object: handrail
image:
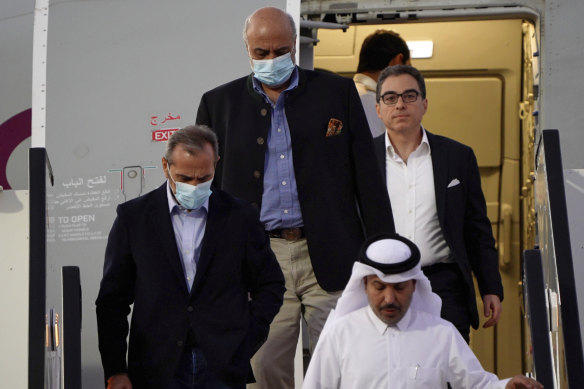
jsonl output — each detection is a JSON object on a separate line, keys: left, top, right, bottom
{"left": 533, "top": 129, "right": 584, "bottom": 387}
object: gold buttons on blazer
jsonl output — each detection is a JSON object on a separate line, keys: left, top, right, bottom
{"left": 257, "top": 137, "right": 265, "bottom": 145}
{"left": 253, "top": 170, "right": 261, "bottom": 179}
{"left": 260, "top": 108, "right": 268, "bottom": 116}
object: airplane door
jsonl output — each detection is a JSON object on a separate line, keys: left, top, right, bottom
{"left": 314, "top": 18, "right": 527, "bottom": 377}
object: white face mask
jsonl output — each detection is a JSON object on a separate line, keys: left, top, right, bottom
{"left": 251, "top": 52, "right": 295, "bottom": 87}
{"left": 167, "top": 167, "right": 212, "bottom": 210}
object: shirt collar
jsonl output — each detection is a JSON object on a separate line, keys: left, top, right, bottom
{"left": 166, "top": 181, "right": 209, "bottom": 214}
{"left": 252, "top": 66, "right": 299, "bottom": 104}
{"left": 366, "top": 304, "right": 414, "bottom": 335}
{"left": 384, "top": 126, "right": 431, "bottom": 161}
{"left": 353, "top": 73, "right": 378, "bottom": 93}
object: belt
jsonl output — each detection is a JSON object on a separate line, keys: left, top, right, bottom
{"left": 267, "top": 227, "right": 305, "bottom": 241}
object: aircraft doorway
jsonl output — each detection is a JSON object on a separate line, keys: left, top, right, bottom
{"left": 313, "top": 18, "right": 536, "bottom": 378}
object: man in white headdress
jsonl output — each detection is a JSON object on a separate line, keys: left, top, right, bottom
{"left": 303, "top": 234, "right": 542, "bottom": 389}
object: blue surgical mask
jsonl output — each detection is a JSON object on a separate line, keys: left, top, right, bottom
{"left": 168, "top": 167, "right": 212, "bottom": 210}
{"left": 251, "top": 52, "right": 295, "bottom": 87}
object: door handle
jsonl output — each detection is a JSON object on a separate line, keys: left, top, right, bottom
{"left": 499, "top": 204, "right": 513, "bottom": 269}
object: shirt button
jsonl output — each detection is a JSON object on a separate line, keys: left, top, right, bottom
{"left": 282, "top": 181, "right": 287, "bottom": 186}
{"left": 253, "top": 170, "right": 261, "bottom": 179}
{"left": 284, "top": 209, "right": 289, "bottom": 214}
{"left": 280, "top": 154, "right": 285, "bottom": 159}
{"left": 260, "top": 108, "right": 268, "bottom": 116}
{"left": 257, "top": 137, "right": 265, "bottom": 145}
{"left": 277, "top": 128, "right": 282, "bottom": 133}
{"left": 187, "top": 306, "right": 193, "bottom": 312}
{"left": 408, "top": 210, "right": 412, "bottom": 214}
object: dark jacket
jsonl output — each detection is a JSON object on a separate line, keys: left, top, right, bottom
{"left": 374, "top": 131, "right": 503, "bottom": 328}
{"left": 196, "top": 68, "right": 395, "bottom": 292}
{"left": 96, "top": 185, "right": 285, "bottom": 387}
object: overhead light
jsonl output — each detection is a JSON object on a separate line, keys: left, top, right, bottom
{"left": 407, "top": 41, "right": 434, "bottom": 59}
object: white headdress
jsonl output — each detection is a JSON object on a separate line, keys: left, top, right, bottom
{"left": 325, "top": 234, "right": 442, "bottom": 327}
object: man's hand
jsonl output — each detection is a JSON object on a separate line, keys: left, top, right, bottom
{"left": 505, "top": 375, "right": 543, "bottom": 388}
{"left": 482, "top": 294, "right": 502, "bottom": 328}
{"left": 107, "top": 373, "right": 132, "bottom": 389}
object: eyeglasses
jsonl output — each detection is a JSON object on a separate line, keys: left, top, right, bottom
{"left": 379, "top": 90, "right": 421, "bottom": 105}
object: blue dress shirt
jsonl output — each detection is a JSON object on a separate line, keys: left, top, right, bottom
{"left": 252, "top": 67, "right": 303, "bottom": 231}
{"left": 166, "top": 182, "right": 208, "bottom": 292}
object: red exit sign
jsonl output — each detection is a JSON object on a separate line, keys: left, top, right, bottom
{"left": 152, "top": 128, "right": 178, "bottom": 141}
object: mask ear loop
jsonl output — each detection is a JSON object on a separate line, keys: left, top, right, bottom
{"left": 165, "top": 159, "right": 178, "bottom": 187}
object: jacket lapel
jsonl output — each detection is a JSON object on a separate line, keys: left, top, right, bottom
{"left": 427, "top": 131, "right": 449, "bottom": 228}
{"left": 150, "top": 184, "right": 189, "bottom": 296}
{"left": 373, "top": 135, "right": 387, "bottom": 185}
{"left": 190, "top": 189, "right": 227, "bottom": 297}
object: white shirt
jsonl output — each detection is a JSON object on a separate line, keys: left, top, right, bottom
{"left": 385, "top": 129, "right": 451, "bottom": 267}
{"left": 353, "top": 73, "right": 386, "bottom": 137}
{"left": 303, "top": 305, "right": 509, "bottom": 389}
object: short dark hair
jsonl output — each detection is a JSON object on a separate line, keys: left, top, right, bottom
{"left": 376, "top": 65, "right": 426, "bottom": 102}
{"left": 165, "top": 125, "right": 219, "bottom": 163}
{"left": 357, "top": 30, "right": 410, "bottom": 73}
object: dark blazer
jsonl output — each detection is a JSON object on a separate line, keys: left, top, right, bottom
{"left": 373, "top": 131, "right": 503, "bottom": 329}
{"left": 196, "top": 68, "right": 395, "bottom": 292}
{"left": 96, "top": 185, "right": 285, "bottom": 388}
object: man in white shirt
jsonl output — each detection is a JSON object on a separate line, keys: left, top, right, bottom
{"left": 372, "top": 65, "right": 503, "bottom": 342}
{"left": 354, "top": 30, "right": 410, "bottom": 137}
{"left": 302, "top": 234, "right": 542, "bottom": 389}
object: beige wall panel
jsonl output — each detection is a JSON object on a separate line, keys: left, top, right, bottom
{"left": 315, "top": 20, "right": 522, "bottom": 73}
{"left": 315, "top": 27, "right": 357, "bottom": 56}
{"left": 471, "top": 297, "right": 496, "bottom": 372}
{"left": 481, "top": 168, "right": 500, "bottom": 223}
{"left": 496, "top": 159, "right": 523, "bottom": 377}
{"left": 423, "top": 77, "right": 502, "bottom": 168}
{"left": 0, "top": 190, "right": 29, "bottom": 388}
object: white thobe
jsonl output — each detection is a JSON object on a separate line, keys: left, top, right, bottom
{"left": 303, "top": 306, "right": 509, "bottom": 389}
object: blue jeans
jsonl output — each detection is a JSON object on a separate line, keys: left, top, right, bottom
{"left": 171, "top": 347, "right": 244, "bottom": 389}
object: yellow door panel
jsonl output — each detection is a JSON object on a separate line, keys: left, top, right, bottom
{"left": 315, "top": 20, "right": 522, "bottom": 73}
{"left": 423, "top": 77, "right": 502, "bottom": 168}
